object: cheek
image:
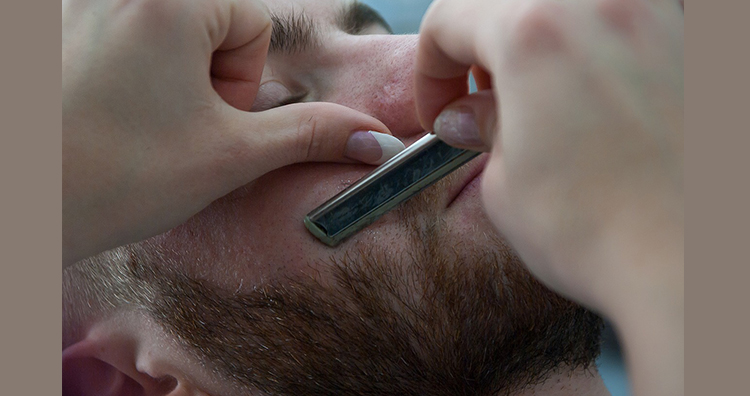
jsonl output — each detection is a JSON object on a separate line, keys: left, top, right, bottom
{"left": 320, "top": 36, "right": 422, "bottom": 136}
{"left": 155, "top": 164, "right": 379, "bottom": 290}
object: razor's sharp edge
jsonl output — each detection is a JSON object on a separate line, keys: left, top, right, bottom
{"left": 305, "top": 143, "right": 480, "bottom": 247}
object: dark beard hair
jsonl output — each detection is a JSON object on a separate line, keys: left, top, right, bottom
{"left": 127, "top": 234, "right": 603, "bottom": 396}
{"left": 71, "top": 160, "right": 602, "bottom": 395}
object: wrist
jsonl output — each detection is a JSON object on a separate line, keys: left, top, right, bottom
{"left": 587, "top": 209, "right": 684, "bottom": 396}
{"left": 606, "top": 278, "right": 684, "bottom": 396}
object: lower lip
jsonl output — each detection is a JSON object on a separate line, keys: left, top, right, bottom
{"left": 453, "top": 170, "right": 483, "bottom": 204}
{"left": 447, "top": 155, "right": 488, "bottom": 208}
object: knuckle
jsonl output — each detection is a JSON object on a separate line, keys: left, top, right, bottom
{"left": 596, "top": 0, "right": 641, "bottom": 34}
{"left": 296, "top": 108, "right": 322, "bottom": 161}
{"left": 205, "top": 108, "right": 252, "bottom": 177}
{"left": 124, "top": 0, "right": 188, "bottom": 36}
{"left": 211, "top": 129, "right": 249, "bottom": 177}
{"left": 131, "top": 0, "right": 178, "bottom": 20}
{"left": 510, "top": 1, "right": 568, "bottom": 55}
{"left": 422, "top": 0, "right": 447, "bottom": 25}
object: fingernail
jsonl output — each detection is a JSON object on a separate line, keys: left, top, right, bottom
{"left": 345, "top": 131, "right": 405, "bottom": 165}
{"left": 433, "top": 106, "right": 484, "bottom": 147}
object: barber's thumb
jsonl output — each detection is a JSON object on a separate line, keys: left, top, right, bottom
{"left": 433, "top": 89, "right": 497, "bottom": 152}
{"left": 227, "top": 102, "right": 405, "bottom": 172}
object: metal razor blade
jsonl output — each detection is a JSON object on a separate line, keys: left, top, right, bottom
{"left": 304, "top": 133, "right": 480, "bottom": 246}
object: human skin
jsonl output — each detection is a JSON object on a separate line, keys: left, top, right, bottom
{"left": 63, "top": 0, "right": 611, "bottom": 395}
{"left": 416, "top": 0, "right": 684, "bottom": 395}
{"left": 62, "top": 0, "right": 403, "bottom": 267}
{"left": 147, "top": 0, "right": 498, "bottom": 293}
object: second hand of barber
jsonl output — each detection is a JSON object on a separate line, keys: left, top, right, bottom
{"left": 415, "top": 0, "right": 683, "bottom": 395}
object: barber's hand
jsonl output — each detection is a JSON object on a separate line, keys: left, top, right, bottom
{"left": 63, "top": 0, "right": 401, "bottom": 267}
{"left": 416, "top": 0, "right": 683, "bottom": 394}
{"left": 417, "top": 0, "right": 682, "bottom": 319}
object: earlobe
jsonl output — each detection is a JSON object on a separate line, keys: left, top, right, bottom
{"left": 62, "top": 315, "right": 182, "bottom": 396}
{"left": 63, "top": 341, "right": 146, "bottom": 396}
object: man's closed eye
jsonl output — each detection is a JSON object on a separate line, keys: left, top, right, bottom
{"left": 250, "top": 81, "right": 308, "bottom": 112}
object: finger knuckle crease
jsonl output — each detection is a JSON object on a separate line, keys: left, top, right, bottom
{"left": 297, "top": 113, "right": 320, "bottom": 160}
{"left": 597, "top": 0, "right": 643, "bottom": 34}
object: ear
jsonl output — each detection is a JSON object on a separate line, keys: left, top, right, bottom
{"left": 62, "top": 312, "right": 201, "bottom": 396}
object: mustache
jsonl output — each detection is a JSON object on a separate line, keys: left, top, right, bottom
{"left": 394, "top": 159, "right": 465, "bottom": 218}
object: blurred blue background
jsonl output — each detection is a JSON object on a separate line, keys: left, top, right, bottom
{"left": 361, "top": 0, "right": 434, "bottom": 33}
{"left": 360, "top": 1, "right": 631, "bottom": 395}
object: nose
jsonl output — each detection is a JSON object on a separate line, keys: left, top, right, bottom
{"left": 323, "top": 34, "right": 424, "bottom": 141}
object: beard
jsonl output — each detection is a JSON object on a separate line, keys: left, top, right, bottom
{"left": 117, "top": 168, "right": 603, "bottom": 396}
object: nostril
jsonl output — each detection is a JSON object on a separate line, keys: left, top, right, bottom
{"left": 154, "top": 375, "right": 178, "bottom": 393}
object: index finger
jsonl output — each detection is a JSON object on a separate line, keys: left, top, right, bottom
{"left": 209, "top": 0, "right": 272, "bottom": 110}
{"left": 415, "top": 0, "right": 495, "bottom": 130}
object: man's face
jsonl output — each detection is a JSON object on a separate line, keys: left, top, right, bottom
{"left": 154, "top": 0, "right": 496, "bottom": 293}
{"left": 126, "top": 0, "right": 602, "bottom": 394}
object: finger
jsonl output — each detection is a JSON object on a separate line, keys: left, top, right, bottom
{"left": 415, "top": 0, "right": 504, "bottom": 132}
{"left": 433, "top": 89, "right": 497, "bottom": 152}
{"left": 471, "top": 65, "right": 492, "bottom": 91}
{"left": 415, "top": 0, "right": 485, "bottom": 131}
{"left": 216, "top": 102, "right": 405, "bottom": 184}
{"left": 209, "top": 0, "right": 272, "bottom": 110}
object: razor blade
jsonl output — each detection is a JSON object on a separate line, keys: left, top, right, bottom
{"left": 304, "top": 133, "right": 480, "bottom": 246}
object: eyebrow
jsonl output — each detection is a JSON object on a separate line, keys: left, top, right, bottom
{"left": 269, "top": 11, "right": 317, "bottom": 55}
{"left": 269, "top": 2, "right": 392, "bottom": 55}
{"left": 337, "top": 1, "right": 393, "bottom": 35}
